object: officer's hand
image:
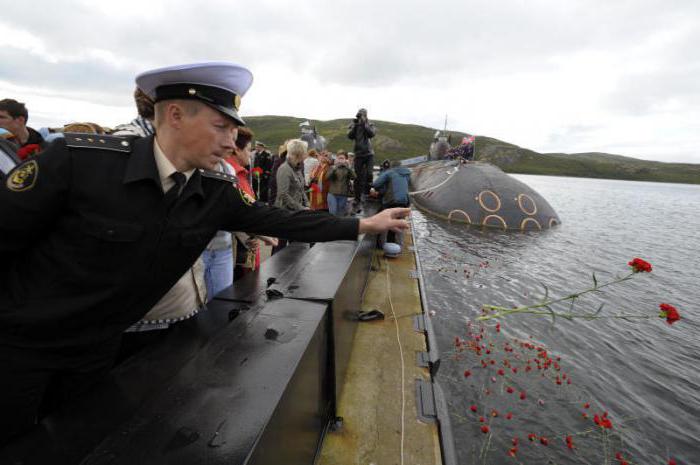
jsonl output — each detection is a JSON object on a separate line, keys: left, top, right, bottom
{"left": 359, "top": 208, "right": 410, "bottom": 234}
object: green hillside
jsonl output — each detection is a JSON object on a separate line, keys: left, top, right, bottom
{"left": 245, "top": 116, "right": 700, "bottom": 185}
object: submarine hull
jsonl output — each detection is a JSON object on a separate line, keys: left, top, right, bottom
{"left": 410, "top": 161, "right": 560, "bottom": 231}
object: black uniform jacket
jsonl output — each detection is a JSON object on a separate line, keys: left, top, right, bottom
{"left": 0, "top": 135, "right": 359, "bottom": 349}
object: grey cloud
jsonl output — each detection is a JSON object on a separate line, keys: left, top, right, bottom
{"left": 0, "top": 48, "right": 133, "bottom": 102}
{"left": 546, "top": 124, "right": 602, "bottom": 149}
{"left": 4, "top": 0, "right": 698, "bottom": 89}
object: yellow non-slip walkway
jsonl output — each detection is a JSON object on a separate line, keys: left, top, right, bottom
{"left": 318, "top": 230, "right": 442, "bottom": 465}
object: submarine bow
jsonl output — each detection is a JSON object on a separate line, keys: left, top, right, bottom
{"left": 410, "top": 161, "right": 561, "bottom": 231}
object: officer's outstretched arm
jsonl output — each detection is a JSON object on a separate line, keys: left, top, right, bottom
{"left": 0, "top": 142, "right": 71, "bottom": 255}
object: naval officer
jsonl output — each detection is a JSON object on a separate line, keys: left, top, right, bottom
{"left": 0, "top": 62, "right": 410, "bottom": 441}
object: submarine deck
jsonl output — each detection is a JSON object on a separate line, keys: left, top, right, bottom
{"left": 318, "top": 227, "right": 443, "bottom": 465}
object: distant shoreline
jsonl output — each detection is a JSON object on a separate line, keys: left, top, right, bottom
{"left": 244, "top": 116, "right": 700, "bottom": 185}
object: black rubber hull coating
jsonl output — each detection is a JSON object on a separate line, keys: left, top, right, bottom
{"left": 410, "top": 161, "right": 561, "bottom": 231}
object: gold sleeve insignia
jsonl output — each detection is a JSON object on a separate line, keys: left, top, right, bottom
{"left": 238, "top": 187, "right": 255, "bottom": 206}
{"left": 6, "top": 160, "right": 39, "bottom": 192}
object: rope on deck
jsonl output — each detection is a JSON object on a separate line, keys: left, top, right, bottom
{"left": 385, "top": 258, "right": 405, "bottom": 465}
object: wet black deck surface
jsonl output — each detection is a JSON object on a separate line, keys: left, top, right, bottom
{"left": 1, "top": 234, "right": 374, "bottom": 465}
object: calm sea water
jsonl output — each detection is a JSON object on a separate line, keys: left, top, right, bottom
{"left": 412, "top": 175, "right": 700, "bottom": 465}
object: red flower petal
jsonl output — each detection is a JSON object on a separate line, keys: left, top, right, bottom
{"left": 481, "top": 425, "right": 490, "bottom": 434}
{"left": 628, "top": 257, "right": 652, "bottom": 273}
{"left": 470, "top": 405, "right": 478, "bottom": 412}
{"left": 659, "top": 303, "right": 681, "bottom": 325}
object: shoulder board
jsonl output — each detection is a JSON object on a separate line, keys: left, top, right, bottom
{"left": 64, "top": 133, "right": 133, "bottom": 153}
{"left": 200, "top": 169, "right": 239, "bottom": 186}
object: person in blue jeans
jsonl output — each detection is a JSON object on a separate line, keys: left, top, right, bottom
{"left": 201, "top": 159, "right": 235, "bottom": 299}
{"left": 327, "top": 152, "right": 356, "bottom": 216}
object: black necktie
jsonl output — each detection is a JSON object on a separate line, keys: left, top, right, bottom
{"left": 163, "top": 172, "right": 186, "bottom": 209}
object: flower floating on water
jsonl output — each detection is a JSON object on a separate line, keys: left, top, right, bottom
{"left": 593, "top": 412, "right": 613, "bottom": 429}
{"left": 659, "top": 303, "right": 681, "bottom": 325}
{"left": 628, "top": 257, "right": 652, "bottom": 273}
{"left": 479, "top": 258, "right": 683, "bottom": 327}
{"left": 565, "top": 435, "right": 575, "bottom": 450}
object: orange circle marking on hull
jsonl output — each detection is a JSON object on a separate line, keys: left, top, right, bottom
{"left": 478, "top": 190, "right": 502, "bottom": 212}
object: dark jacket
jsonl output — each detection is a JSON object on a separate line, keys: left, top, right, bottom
{"left": 253, "top": 149, "right": 273, "bottom": 180}
{"left": 347, "top": 120, "right": 376, "bottom": 157}
{"left": 372, "top": 166, "right": 411, "bottom": 206}
{"left": 0, "top": 135, "right": 358, "bottom": 348}
{"left": 327, "top": 164, "right": 356, "bottom": 196}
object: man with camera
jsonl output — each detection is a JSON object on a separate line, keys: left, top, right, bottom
{"left": 347, "top": 108, "right": 375, "bottom": 213}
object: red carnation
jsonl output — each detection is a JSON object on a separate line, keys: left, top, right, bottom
{"left": 17, "top": 143, "right": 42, "bottom": 160}
{"left": 519, "top": 391, "right": 526, "bottom": 400}
{"left": 565, "top": 435, "right": 575, "bottom": 450}
{"left": 470, "top": 405, "right": 478, "bottom": 412}
{"left": 479, "top": 416, "right": 486, "bottom": 423}
{"left": 481, "top": 425, "right": 490, "bottom": 434}
{"left": 506, "top": 386, "right": 514, "bottom": 394}
{"left": 668, "top": 459, "right": 677, "bottom": 465}
{"left": 252, "top": 167, "right": 264, "bottom": 177}
{"left": 659, "top": 303, "right": 681, "bottom": 325}
{"left": 628, "top": 257, "right": 652, "bottom": 273}
{"left": 464, "top": 370, "right": 471, "bottom": 378}
{"left": 506, "top": 412, "right": 513, "bottom": 420}
{"left": 527, "top": 433, "right": 537, "bottom": 442}
{"left": 497, "top": 369, "right": 505, "bottom": 376}
{"left": 539, "top": 436, "right": 549, "bottom": 446}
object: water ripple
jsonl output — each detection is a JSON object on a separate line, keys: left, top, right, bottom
{"left": 415, "top": 176, "right": 700, "bottom": 464}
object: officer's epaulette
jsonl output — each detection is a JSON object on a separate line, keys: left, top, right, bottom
{"left": 63, "top": 133, "right": 133, "bottom": 153}
{"left": 200, "top": 169, "right": 239, "bottom": 186}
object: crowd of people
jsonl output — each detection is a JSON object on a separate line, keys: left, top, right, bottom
{"left": 0, "top": 61, "right": 411, "bottom": 444}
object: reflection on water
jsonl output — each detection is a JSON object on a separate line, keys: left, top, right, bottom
{"left": 413, "top": 175, "right": 700, "bottom": 464}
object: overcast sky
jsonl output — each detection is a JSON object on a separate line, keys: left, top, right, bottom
{"left": 1, "top": 0, "right": 698, "bottom": 163}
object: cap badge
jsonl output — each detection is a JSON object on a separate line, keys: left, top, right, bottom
{"left": 234, "top": 94, "right": 241, "bottom": 111}
{"left": 188, "top": 88, "right": 197, "bottom": 96}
